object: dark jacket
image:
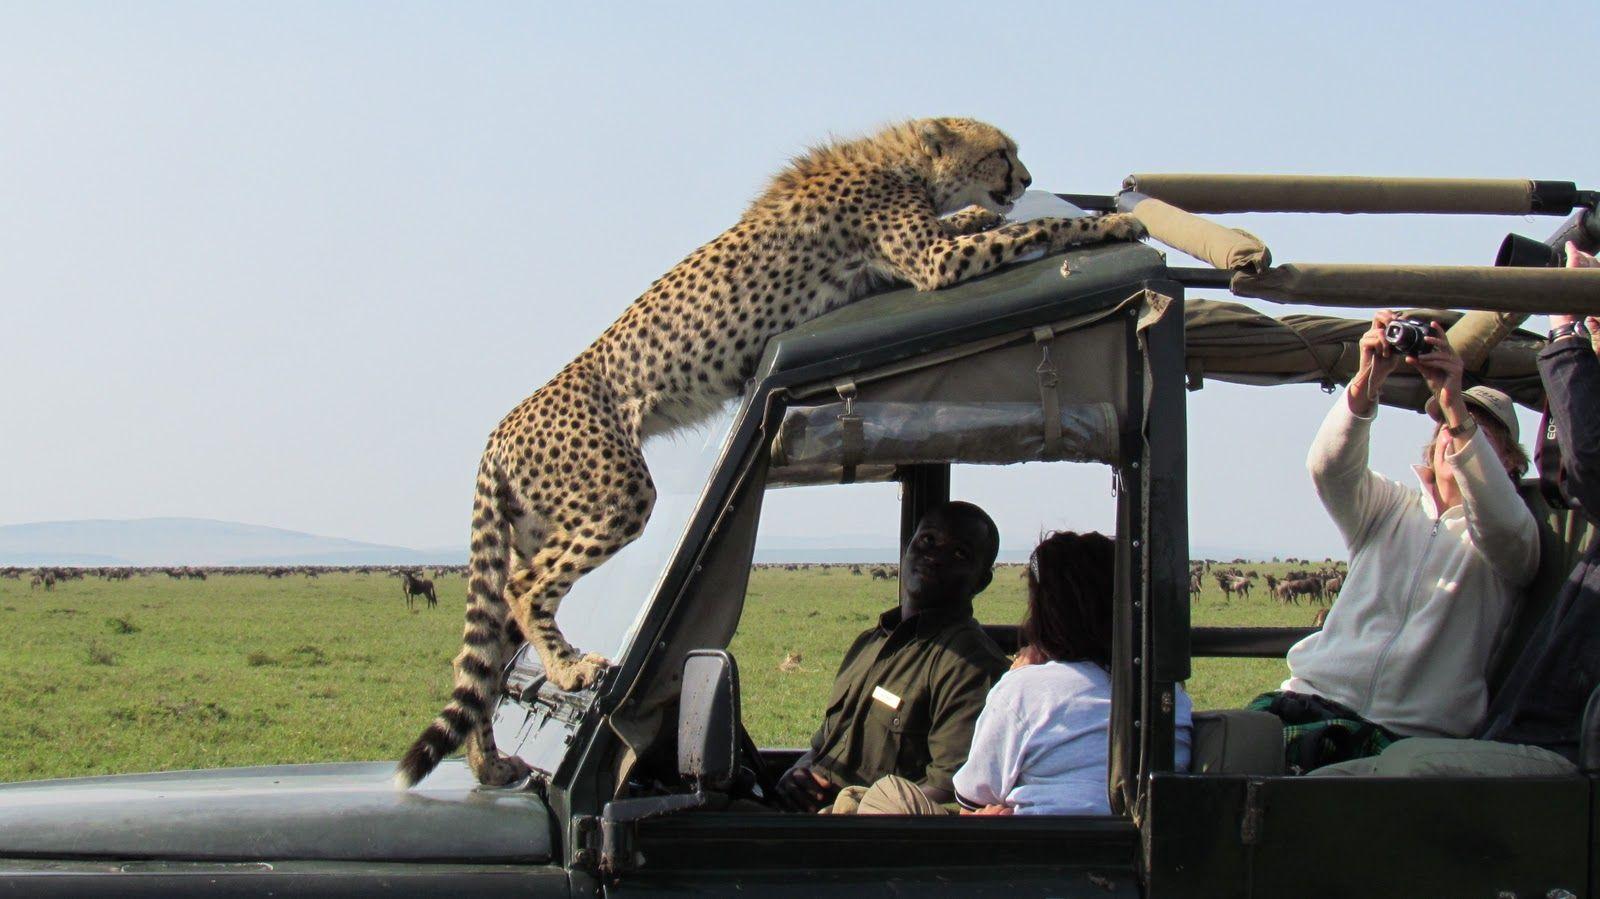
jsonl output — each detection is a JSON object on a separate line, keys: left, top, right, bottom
{"left": 809, "top": 606, "right": 1007, "bottom": 794}
{"left": 1477, "top": 339, "right": 1600, "bottom": 762}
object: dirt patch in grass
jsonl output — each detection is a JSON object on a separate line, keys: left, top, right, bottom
{"left": 86, "top": 640, "right": 116, "bottom": 666}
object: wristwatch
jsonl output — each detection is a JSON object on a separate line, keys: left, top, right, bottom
{"left": 1548, "top": 320, "right": 1589, "bottom": 343}
{"left": 1446, "top": 416, "right": 1479, "bottom": 440}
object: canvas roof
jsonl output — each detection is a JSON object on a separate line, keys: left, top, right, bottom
{"left": 756, "top": 244, "right": 1547, "bottom": 412}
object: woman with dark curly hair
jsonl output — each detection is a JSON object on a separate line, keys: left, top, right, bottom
{"left": 951, "top": 530, "right": 1194, "bottom": 815}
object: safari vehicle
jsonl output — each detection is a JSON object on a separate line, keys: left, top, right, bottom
{"left": 3, "top": 175, "right": 1599, "bottom": 897}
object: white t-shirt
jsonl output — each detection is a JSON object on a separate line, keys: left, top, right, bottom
{"left": 952, "top": 661, "right": 1193, "bottom": 815}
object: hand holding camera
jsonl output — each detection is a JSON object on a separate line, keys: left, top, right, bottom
{"left": 1383, "top": 318, "right": 1435, "bottom": 357}
{"left": 1349, "top": 310, "right": 1405, "bottom": 413}
{"left": 1352, "top": 312, "right": 1465, "bottom": 417}
{"left": 1401, "top": 321, "right": 1466, "bottom": 422}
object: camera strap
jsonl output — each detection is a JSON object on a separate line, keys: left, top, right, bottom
{"left": 1536, "top": 402, "right": 1572, "bottom": 509}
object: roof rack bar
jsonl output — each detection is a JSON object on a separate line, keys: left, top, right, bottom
{"left": 1051, "top": 192, "right": 1118, "bottom": 213}
{"left": 1121, "top": 174, "right": 1588, "bottom": 217}
{"left": 1232, "top": 264, "right": 1600, "bottom": 314}
{"left": 1169, "top": 268, "right": 1235, "bottom": 288}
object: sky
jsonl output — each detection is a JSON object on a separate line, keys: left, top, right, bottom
{"left": 2, "top": 2, "right": 1596, "bottom": 561}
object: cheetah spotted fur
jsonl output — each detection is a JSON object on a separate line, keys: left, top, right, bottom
{"left": 397, "top": 117, "right": 1146, "bottom": 788}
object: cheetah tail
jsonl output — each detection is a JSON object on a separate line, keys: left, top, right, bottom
{"left": 395, "top": 465, "right": 512, "bottom": 789}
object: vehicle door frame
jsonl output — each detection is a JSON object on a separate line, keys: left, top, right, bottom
{"left": 543, "top": 275, "right": 1190, "bottom": 893}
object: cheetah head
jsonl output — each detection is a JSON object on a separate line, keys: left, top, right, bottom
{"left": 917, "top": 118, "right": 1032, "bottom": 216}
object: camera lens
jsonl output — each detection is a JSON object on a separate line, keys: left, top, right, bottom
{"left": 1384, "top": 319, "right": 1433, "bottom": 356}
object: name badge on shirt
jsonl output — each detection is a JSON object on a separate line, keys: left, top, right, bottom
{"left": 871, "top": 685, "right": 902, "bottom": 710}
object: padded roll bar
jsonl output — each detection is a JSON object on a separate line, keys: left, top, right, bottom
{"left": 1123, "top": 174, "right": 1587, "bottom": 216}
{"left": 1447, "top": 311, "right": 1529, "bottom": 371}
{"left": 1232, "top": 264, "right": 1600, "bottom": 314}
{"left": 1118, "top": 192, "right": 1271, "bottom": 273}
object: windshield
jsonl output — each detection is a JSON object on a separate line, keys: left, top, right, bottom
{"left": 554, "top": 402, "right": 742, "bottom": 662}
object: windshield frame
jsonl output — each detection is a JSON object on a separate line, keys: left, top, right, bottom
{"left": 544, "top": 268, "right": 1189, "bottom": 829}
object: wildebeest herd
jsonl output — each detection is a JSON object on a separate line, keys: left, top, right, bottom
{"left": 5, "top": 559, "right": 1343, "bottom": 623}
{"left": 0, "top": 565, "right": 471, "bottom": 612}
{"left": 1188, "top": 557, "right": 1347, "bottom": 624}
{"left": 758, "top": 563, "right": 899, "bottom": 579}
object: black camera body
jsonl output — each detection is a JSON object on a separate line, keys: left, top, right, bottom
{"left": 1384, "top": 318, "right": 1435, "bottom": 357}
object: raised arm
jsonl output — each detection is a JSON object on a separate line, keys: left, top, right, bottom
{"left": 1448, "top": 428, "right": 1540, "bottom": 583}
{"left": 1541, "top": 337, "right": 1600, "bottom": 513}
{"left": 1307, "top": 387, "right": 1406, "bottom": 551}
{"left": 1541, "top": 245, "right": 1600, "bottom": 514}
{"left": 1410, "top": 328, "right": 1539, "bottom": 583}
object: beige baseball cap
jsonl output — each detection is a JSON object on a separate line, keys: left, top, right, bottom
{"left": 1425, "top": 385, "right": 1520, "bottom": 444}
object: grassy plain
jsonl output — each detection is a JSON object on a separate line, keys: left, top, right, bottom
{"left": 0, "top": 563, "right": 1328, "bottom": 782}
{"left": 731, "top": 562, "right": 1323, "bottom": 746}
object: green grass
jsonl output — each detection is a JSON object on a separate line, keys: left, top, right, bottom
{"left": 730, "top": 561, "right": 1328, "bottom": 746}
{"left": 0, "top": 572, "right": 466, "bottom": 783}
{"left": 0, "top": 563, "right": 1332, "bottom": 782}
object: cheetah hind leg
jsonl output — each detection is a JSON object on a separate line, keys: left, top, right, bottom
{"left": 466, "top": 720, "right": 533, "bottom": 787}
{"left": 461, "top": 600, "right": 532, "bottom": 786}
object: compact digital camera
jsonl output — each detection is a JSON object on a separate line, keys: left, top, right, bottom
{"left": 1384, "top": 318, "right": 1435, "bottom": 356}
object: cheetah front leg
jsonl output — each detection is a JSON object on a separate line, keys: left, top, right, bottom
{"left": 1039, "top": 213, "right": 1147, "bottom": 253}
{"left": 876, "top": 209, "right": 1145, "bottom": 292}
{"left": 941, "top": 206, "right": 1005, "bottom": 236}
{"left": 1038, "top": 214, "right": 1148, "bottom": 275}
{"left": 507, "top": 473, "right": 657, "bottom": 692}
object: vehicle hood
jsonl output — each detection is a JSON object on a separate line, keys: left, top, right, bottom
{"left": 0, "top": 760, "right": 552, "bottom": 864}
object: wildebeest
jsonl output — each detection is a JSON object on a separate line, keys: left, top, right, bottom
{"left": 1214, "top": 572, "right": 1252, "bottom": 601}
{"left": 400, "top": 571, "right": 438, "bottom": 610}
{"left": 1270, "top": 576, "right": 1322, "bottom": 605}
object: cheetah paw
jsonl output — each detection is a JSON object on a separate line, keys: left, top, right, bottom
{"left": 970, "top": 209, "right": 1006, "bottom": 231}
{"left": 548, "top": 652, "right": 610, "bottom": 692}
{"left": 474, "top": 753, "right": 532, "bottom": 788}
{"left": 1102, "top": 213, "right": 1147, "bottom": 242}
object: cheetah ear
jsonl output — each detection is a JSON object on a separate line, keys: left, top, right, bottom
{"left": 919, "top": 119, "right": 955, "bottom": 158}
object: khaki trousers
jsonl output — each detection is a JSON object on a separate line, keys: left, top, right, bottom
{"left": 1309, "top": 738, "right": 1577, "bottom": 777}
{"left": 821, "top": 775, "right": 952, "bottom": 815}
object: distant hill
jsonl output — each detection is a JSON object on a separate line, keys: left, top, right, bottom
{"left": 0, "top": 518, "right": 464, "bottom": 567}
{"left": 0, "top": 518, "right": 1286, "bottom": 568}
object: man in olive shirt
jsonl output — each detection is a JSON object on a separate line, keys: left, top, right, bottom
{"left": 775, "top": 502, "right": 1009, "bottom": 812}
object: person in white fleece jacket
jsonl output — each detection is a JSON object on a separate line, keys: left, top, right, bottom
{"left": 1257, "top": 311, "right": 1538, "bottom": 770}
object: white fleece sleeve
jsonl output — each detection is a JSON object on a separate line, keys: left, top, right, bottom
{"left": 951, "top": 681, "right": 1027, "bottom": 809}
{"left": 1307, "top": 388, "right": 1408, "bottom": 552}
{"left": 1447, "top": 429, "right": 1540, "bottom": 585}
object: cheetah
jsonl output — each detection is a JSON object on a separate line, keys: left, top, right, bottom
{"left": 396, "top": 117, "right": 1145, "bottom": 788}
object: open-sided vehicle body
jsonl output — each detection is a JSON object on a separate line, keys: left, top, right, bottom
{"left": 4, "top": 177, "right": 1599, "bottom": 897}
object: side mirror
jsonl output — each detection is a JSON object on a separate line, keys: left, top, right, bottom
{"left": 678, "top": 650, "right": 740, "bottom": 791}
{"left": 597, "top": 651, "right": 742, "bottom": 880}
